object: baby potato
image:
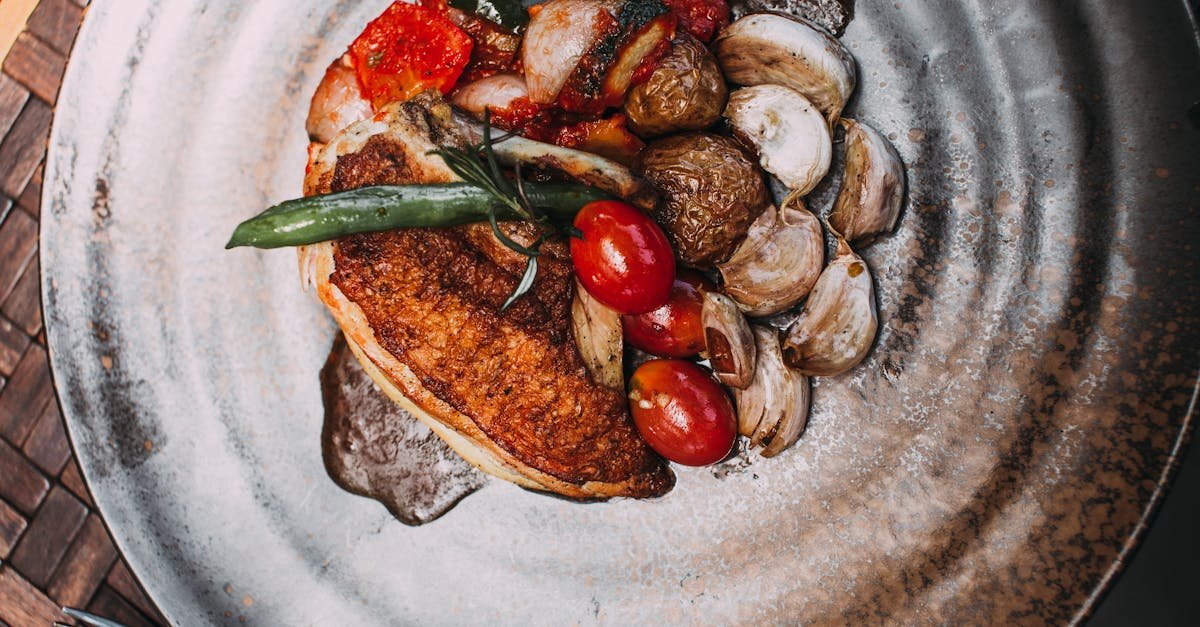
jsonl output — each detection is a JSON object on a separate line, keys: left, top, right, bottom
{"left": 623, "top": 34, "right": 728, "bottom": 138}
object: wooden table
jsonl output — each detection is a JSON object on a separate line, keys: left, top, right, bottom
{"left": 0, "top": 0, "right": 167, "bottom": 625}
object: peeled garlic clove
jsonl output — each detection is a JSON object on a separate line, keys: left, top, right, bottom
{"left": 828, "top": 118, "right": 906, "bottom": 244}
{"left": 571, "top": 279, "right": 624, "bottom": 390}
{"left": 714, "top": 13, "right": 857, "bottom": 125}
{"left": 717, "top": 195, "right": 824, "bottom": 317}
{"left": 735, "top": 325, "right": 810, "bottom": 455}
{"left": 725, "top": 85, "right": 832, "bottom": 195}
{"left": 782, "top": 238, "right": 877, "bottom": 376}
{"left": 701, "top": 291, "right": 757, "bottom": 389}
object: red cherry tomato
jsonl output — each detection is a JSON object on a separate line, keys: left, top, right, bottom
{"left": 571, "top": 200, "right": 675, "bottom": 314}
{"left": 622, "top": 270, "right": 714, "bottom": 358}
{"left": 628, "top": 360, "right": 736, "bottom": 466}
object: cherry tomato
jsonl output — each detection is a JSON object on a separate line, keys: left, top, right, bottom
{"left": 571, "top": 200, "right": 675, "bottom": 314}
{"left": 349, "top": 2, "right": 474, "bottom": 109}
{"left": 622, "top": 270, "right": 714, "bottom": 358}
{"left": 628, "top": 359, "right": 736, "bottom": 466}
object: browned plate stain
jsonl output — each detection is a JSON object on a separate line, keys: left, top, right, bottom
{"left": 0, "top": 1, "right": 168, "bottom": 625}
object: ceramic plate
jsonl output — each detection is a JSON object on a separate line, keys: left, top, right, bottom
{"left": 42, "top": 1, "right": 1200, "bottom": 624}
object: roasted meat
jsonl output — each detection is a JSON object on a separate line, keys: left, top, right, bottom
{"left": 300, "top": 93, "right": 674, "bottom": 499}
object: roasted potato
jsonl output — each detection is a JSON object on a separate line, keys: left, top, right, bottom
{"left": 637, "top": 133, "right": 770, "bottom": 267}
{"left": 623, "top": 34, "right": 728, "bottom": 137}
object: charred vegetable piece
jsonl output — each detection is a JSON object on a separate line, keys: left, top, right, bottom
{"left": 522, "top": 0, "right": 621, "bottom": 105}
{"left": 553, "top": 114, "right": 646, "bottom": 166}
{"left": 637, "top": 132, "right": 770, "bottom": 267}
{"left": 599, "top": 13, "right": 676, "bottom": 105}
{"left": 350, "top": 1, "right": 475, "bottom": 108}
{"left": 225, "top": 183, "right": 610, "bottom": 249}
{"left": 555, "top": 0, "right": 676, "bottom": 114}
{"left": 452, "top": 8, "right": 524, "bottom": 81}
{"left": 623, "top": 33, "right": 726, "bottom": 137}
{"left": 628, "top": 359, "right": 737, "bottom": 466}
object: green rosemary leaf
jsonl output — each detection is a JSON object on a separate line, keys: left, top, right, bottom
{"left": 502, "top": 255, "right": 539, "bottom": 311}
{"left": 487, "top": 206, "right": 541, "bottom": 257}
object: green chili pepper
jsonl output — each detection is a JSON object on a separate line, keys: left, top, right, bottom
{"left": 225, "top": 183, "right": 609, "bottom": 249}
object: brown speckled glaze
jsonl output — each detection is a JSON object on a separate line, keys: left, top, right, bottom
{"left": 40, "top": 0, "right": 1200, "bottom": 624}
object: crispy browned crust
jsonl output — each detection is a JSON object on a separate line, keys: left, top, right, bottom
{"left": 301, "top": 96, "right": 673, "bottom": 499}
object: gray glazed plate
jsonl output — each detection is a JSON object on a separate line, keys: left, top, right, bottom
{"left": 41, "top": 0, "right": 1200, "bottom": 624}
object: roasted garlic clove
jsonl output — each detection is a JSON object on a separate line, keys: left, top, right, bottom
{"left": 724, "top": 85, "right": 832, "bottom": 195}
{"left": 735, "top": 325, "right": 810, "bottom": 456}
{"left": 701, "top": 291, "right": 756, "bottom": 389}
{"left": 717, "top": 195, "right": 824, "bottom": 317}
{"left": 782, "top": 238, "right": 877, "bottom": 376}
{"left": 572, "top": 279, "right": 624, "bottom": 390}
{"left": 714, "top": 13, "right": 857, "bottom": 125}
{"left": 828, "top": 118, "right": 906, "bottom": 244}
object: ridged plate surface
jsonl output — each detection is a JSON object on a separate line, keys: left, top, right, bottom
{"left": 42, "top": 0, "right": 1200, "bottom": 624}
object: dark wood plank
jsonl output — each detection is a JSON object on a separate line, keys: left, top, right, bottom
{"left": 1, "top": 32, "right": 67, "bottom": 105}
{"left": 88, "top": 585, "right": 156, "bottom": 627}
{"left": 0, "top": 316, "right": 30, "bottom": 378}
{"left": 105, "top": 560, "right": 165, "bottom": 625}
{"left": 0, "top": 498, "right": 27, "bottom": 559}
{"left": 0, "top": 438, "right": 48, "bottom": 515}
{"left": 0, "top": 566, "right": 69, "bottom": 627}
{"left": 20, "top": 400, "right": 68, "bottom": 476}
{"left": 0, "top": 75, "right": 30, "bottom": 144}
{"left": 7, "top": 485, "right": 87, "bottom": 588}
{"left": 0, "top": 344, "right": 53, "bottom": 446}
{"left": 57, "top": 458, "right": 92, "bottom": 507}
{"left": 2, "top": 256, "right": 41, "bottom": 337}
{"left": 47, "top": 514, "right": 118, "bottom": 608}
{"left": 0, "top": 98, "right": 53, "bottom": 199}
{"left": 26, "top": 0, "right": 85, "bottom": 55}
{"left": 0, "top": 209, "right": 38, "bottom": 305}
{"left": 15, "top": 162, "right": 41, "bottom": 217}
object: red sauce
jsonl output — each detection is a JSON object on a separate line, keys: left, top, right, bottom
{"left": 661, "top": 0, "right": 730, "bottom": 43}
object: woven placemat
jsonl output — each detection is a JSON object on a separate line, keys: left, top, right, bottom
{"left": 0, "top": 1, "right": 167, "bottom": 625}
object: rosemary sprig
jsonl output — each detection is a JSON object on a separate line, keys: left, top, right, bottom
{"left": 432, "top": 114, "right": 567, "bottom": 310}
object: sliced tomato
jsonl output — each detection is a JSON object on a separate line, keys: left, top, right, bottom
{"left": 349, "top": 1, "right": 475, "bottom": 109}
